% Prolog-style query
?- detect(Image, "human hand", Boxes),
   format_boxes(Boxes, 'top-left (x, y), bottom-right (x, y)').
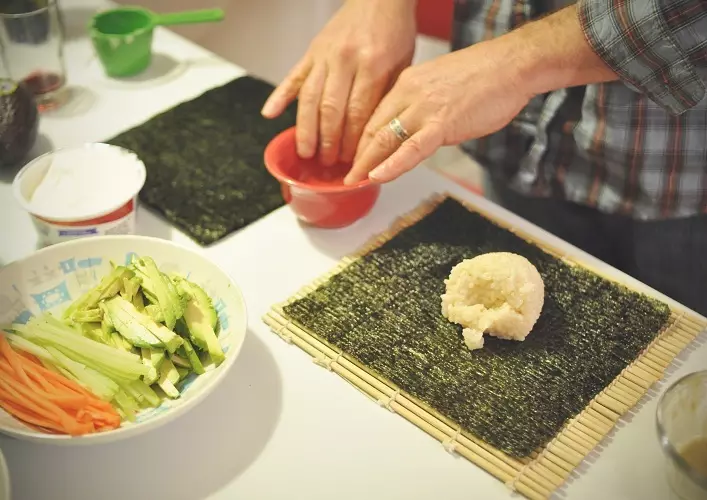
top-left (345, 38), bottom-right (532, 185)
top-left (261, 0), bottom-right (416, 166)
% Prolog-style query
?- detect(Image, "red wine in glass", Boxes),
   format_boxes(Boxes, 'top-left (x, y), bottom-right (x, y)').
top-left (22, 70), bottom-right (66, 111)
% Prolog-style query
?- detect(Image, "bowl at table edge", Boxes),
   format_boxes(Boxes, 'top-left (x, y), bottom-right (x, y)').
top-left (264, 127), bottom-right (381, 229)
top-left (0, 447), bottom-right (8, 500)
top-left (0, 235), bottom-right (248, 445)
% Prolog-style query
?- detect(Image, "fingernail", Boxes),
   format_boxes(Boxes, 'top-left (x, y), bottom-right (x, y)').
top-left (261, 99), bottom-right (277, 117)
top-left (369, 164), bottom-right (387, 182)
top-left (343, 174), bottom-right (356, 185)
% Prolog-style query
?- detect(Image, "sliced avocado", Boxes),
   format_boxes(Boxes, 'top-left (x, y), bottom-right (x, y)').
top-left (144, 304), bottom-right (164, 323)
top-left (176, 367), bottom-right (190, 380)
top-left (161, 358), bottom-right (180, 385)
top-left (170, 353), bottom-right (191, 369)
top-left (129, 256), bottom-right (185, 329)
top-left (70, 308), bottom-right (102, 323)
top-left (178, 338), bottom-right (205, 375)
top-left (103, 296), bottom-right (164, 349)
top-left (141, 347), bottom-right (166, 370)
top-left (120, 276), bottom-right (141, 302)
top-left (62, 265), bottom-right (133, 319)
top-left (150, 323), bottom-right (183, 354)
top-left (157, 359), bottom-right (180, 399)
top-left (177, 279), bottom-right (225, 366)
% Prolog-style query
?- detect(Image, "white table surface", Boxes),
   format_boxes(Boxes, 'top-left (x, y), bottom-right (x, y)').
top-left (1, 1), bottom-right (705, 499)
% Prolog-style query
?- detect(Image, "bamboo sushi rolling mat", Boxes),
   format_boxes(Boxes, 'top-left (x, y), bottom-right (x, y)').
top-left (263, 193), bottom-right (707, 500)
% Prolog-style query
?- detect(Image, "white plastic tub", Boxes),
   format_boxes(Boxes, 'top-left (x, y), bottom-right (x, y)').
top-left (12, 143), bottom-right (147, 246)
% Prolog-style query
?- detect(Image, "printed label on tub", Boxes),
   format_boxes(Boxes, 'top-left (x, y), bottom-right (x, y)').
top-left (32, 199), bottom-right (137, 246)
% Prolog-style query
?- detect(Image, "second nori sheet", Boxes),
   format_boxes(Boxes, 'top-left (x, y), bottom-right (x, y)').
top-left (284, 198), bottom-right (671, 458)
top-left (108, 76), bottom-right (296, 245)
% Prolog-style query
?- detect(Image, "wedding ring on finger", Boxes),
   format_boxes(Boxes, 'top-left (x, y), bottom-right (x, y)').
top-left (389, 117), bottom-right (410, 142)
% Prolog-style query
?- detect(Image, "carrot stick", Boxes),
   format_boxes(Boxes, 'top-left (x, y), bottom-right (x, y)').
top-left (0, 400), bottom-right (68, 434)
top-left (0, 360), bottom-right (47, 394)
top-left (0, 386), bottom-right (62, 425)
top-left (0, 363), bottom-right (89, 407)
top-left (0, 379), bottom-right (77, 432)
top-left (18, 352), bottom-right (41, 365)
top-left (0, 334), bottom-right (122, 436)
top-left (0, 336), bottom-right (33, 388)
top-left (20, 359), bottom-right (95, 397)
top-left (20, 360), bottom-right (119, 418)
top-left (1, 358), bottom-right (56, 393)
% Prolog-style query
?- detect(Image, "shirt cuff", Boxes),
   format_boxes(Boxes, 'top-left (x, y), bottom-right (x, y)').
top-left (577, 0), bottom-right (706, 114)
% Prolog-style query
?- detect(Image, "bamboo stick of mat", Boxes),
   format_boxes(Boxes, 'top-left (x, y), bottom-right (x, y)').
top-left (263, 193), bottom-right (707, 500)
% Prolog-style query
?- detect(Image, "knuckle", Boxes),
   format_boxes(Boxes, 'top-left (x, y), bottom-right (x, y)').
top-left (361, 125), bottom-right (378, 142)
top-left (336, 42), bottom-right (356, 59)
top-left (299, 90), bottom-right (319, 107)
top-left (319, 99), bottom-right (341, 123)
top-left (358, 48), bottom-right (381, 68)
top-left (346, 104), bottom-right (369, 128)
top-left (374, 130), bottom-right (394, 150)
top-left (288, 70), bottom-right (307, 88)
top-left (404, 137), bottom-right (424, 155)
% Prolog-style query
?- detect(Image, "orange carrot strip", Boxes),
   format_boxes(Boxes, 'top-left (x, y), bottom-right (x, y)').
top-left (3, 358), bottom-right (57, 393)
top-left (0, 342), bottom-right (122, 433)
top-left (0, 400), bottom-right (68, 434)
top-left (0, 379), bottom-right (77, 432)
top-left (87, 409), bottom-right (121, 424)
top-left (19, 352), bottom-right (41, 364)
top-left (0, 364), bottom-right (88, 407)
top-left (0, 359), bottom-right (92, 413)
top-left (20, 359), bottom-right (96, 398)
top-left (0, 364), bottom-right (78, 404)
top-left (0, 386), bottom-right (62, 426)
top-left (84, 398), bottom-right (115, 411)
top-left (0, 360), bottom-right (47, 394)
top-left (0, 336), bottom-right (33, 388)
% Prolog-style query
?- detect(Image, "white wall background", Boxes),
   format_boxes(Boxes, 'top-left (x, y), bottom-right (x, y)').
top-left (115, 0), bottom-right (451, 83)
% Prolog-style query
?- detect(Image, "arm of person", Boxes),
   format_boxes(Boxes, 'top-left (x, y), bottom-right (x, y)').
top-left (521, 0), bottom-right (707, 114)
top-left (347, 0), bottom-right (707, 184)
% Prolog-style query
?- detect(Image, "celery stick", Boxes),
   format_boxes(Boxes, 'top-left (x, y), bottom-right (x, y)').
top-left (130, 380), bottom-right (161, 407)
top-left (113, 391), bottom-right (138, 421)
top-left (13, 318), bottom-right (150, 381)
top-left (44, 346), bottom-right (119, 401)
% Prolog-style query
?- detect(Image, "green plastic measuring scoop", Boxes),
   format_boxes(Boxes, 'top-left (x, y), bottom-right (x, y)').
top-left (89, 6), bottom-right (225, 78)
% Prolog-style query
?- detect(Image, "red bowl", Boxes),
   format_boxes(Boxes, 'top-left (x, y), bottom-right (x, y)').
top-left (264, 127), bottom-right (381, 229)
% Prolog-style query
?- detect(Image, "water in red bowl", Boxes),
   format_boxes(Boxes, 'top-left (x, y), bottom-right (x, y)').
top-left (264, 127), bottom-right (380, 228)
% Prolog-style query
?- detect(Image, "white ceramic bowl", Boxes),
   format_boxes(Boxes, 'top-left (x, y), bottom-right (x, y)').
top-left (0, 447), bottom-right (8, 500)
top-left (0, 236), bottom-right (247, 445)
top-left (12, 143), bottom-right (146, 247)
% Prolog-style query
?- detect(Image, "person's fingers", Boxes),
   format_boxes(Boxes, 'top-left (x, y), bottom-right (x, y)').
top-left (352, 90), bottom-right (407, 167)
top-left (318, 61), bottom-right (355, 166)
top-left (344, 107), bottom-right (419, 185)
top-left (261, 56), bottom-right (313, 118)
top-left (339, 72), bottom-right (387, 164)
top-left (369, 123), bottom-right (443, 183)
top-left (296, 64), bottom-right (327, 159)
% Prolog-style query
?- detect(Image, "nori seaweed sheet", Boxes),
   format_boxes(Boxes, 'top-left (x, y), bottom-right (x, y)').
top-left (108, 76), bottom-right (296, 245)
top-left (284, 198), bottom-right (671, 458)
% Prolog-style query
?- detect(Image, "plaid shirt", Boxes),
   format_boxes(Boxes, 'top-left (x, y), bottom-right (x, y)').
top-left (452, 0), bottom-right (707, 220)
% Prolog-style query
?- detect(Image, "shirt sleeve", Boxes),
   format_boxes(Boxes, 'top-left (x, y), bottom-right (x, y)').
top-left (577, 0), bottom-right (707, 115)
